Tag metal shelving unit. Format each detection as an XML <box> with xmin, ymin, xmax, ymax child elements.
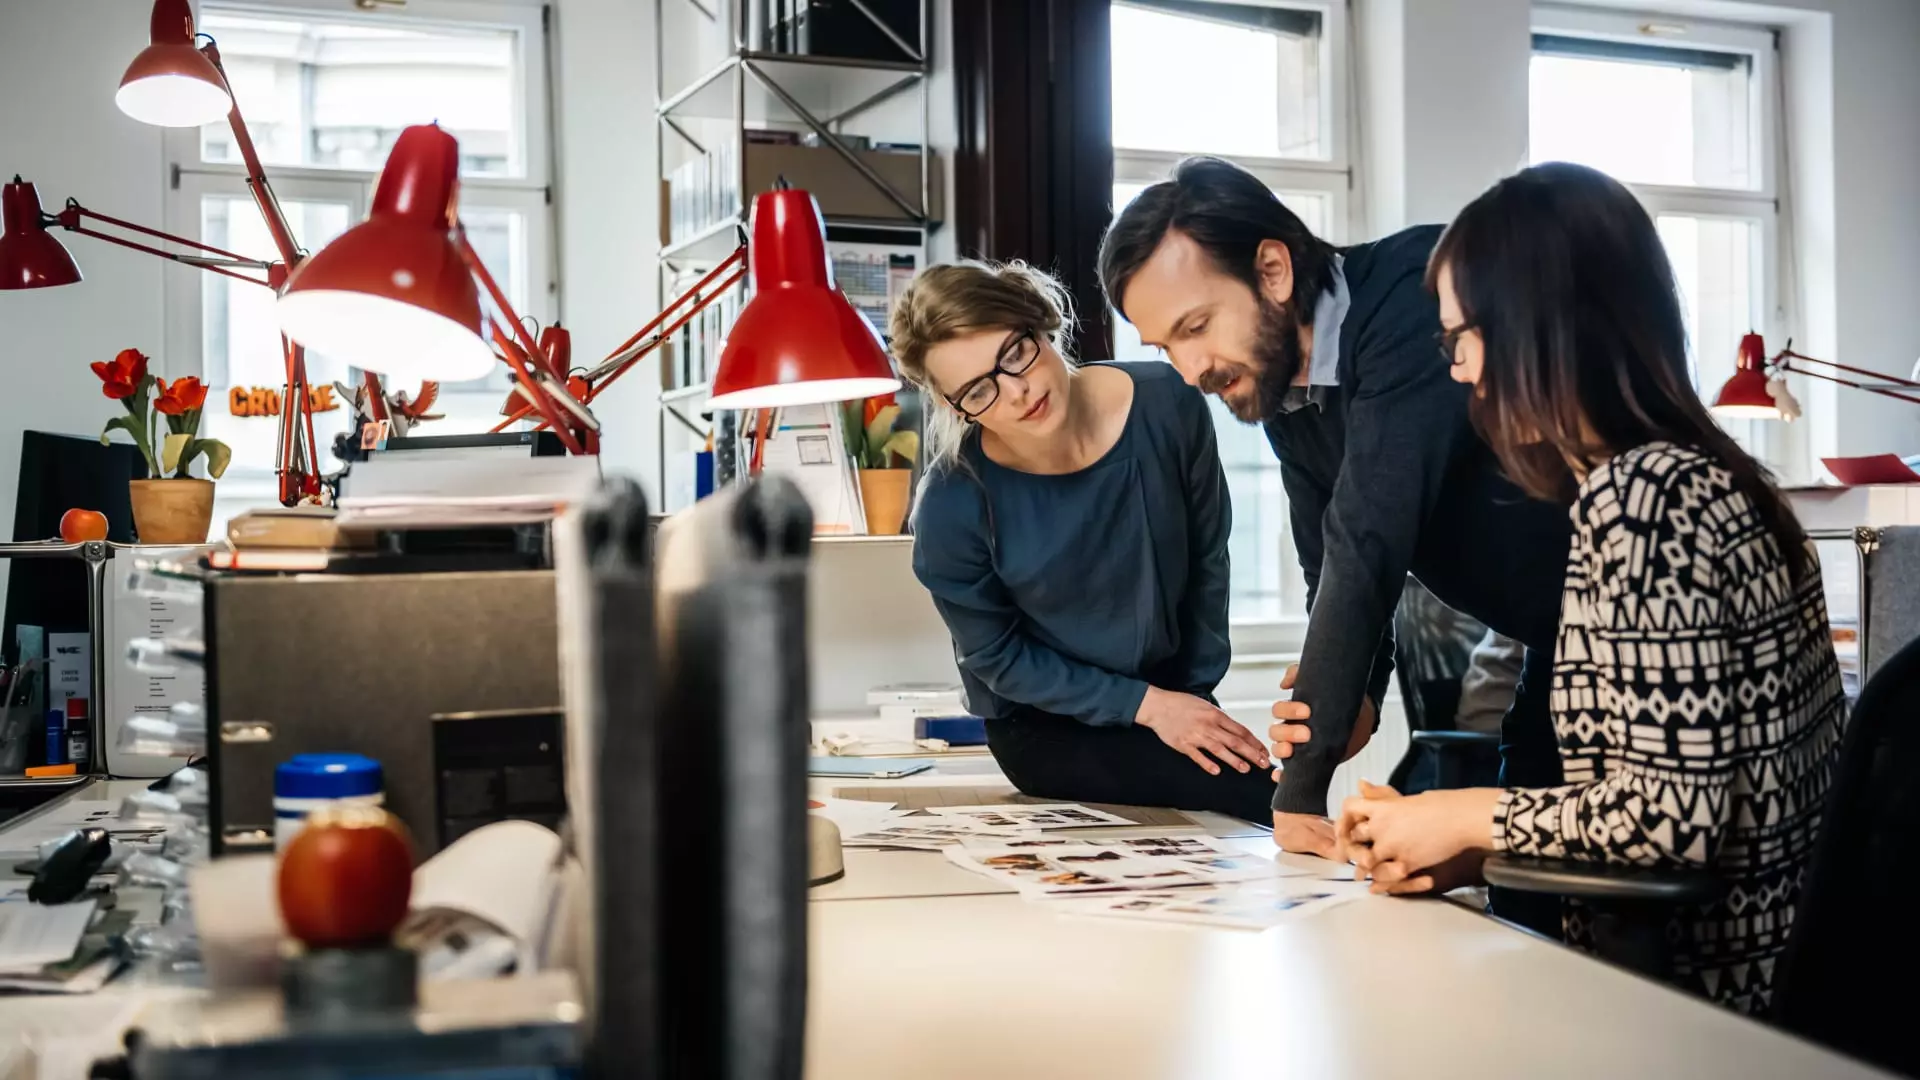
<box><xmin>0</xmin><ymin>540</ymin><xmax>112</xmax><ymax>787</ymax></box>
<box><xmin>654</xmin><ymin>0</ymin><xmax>938</xmax><ymax>508</ymax></box>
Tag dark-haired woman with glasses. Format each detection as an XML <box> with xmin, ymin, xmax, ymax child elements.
<box><xmin>890</xmin><ymin>261</ymin><xmax>1277</xmax><ymax>821</ymax></box>
<box><xmin>1332</xmin><ymin>162</ymin><xmax>1846</xmax><ymax>1015</ymax></box>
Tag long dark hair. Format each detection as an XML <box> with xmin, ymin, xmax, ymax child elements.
<box><xmin>1098</xmin><ymin>156</ymin><xmax>1337</xmax><ymax>323</ymax></box>
<box><xmin>1427</xmin><ymin>162</ymin><xmax>1810</xmax><ymax>573</ymax></box>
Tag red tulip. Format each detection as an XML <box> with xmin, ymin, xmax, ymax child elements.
<box><xmin>155</xmin><ymin>376</ymin><xmax>209</xmax><ymax>416</ymax></box>
<box><xmin>863</xmin><ymin>392</ymin><xmax>897</xmax><ymax>427</ymax></box>
<box><xmin>90</xmin><ymin>348</ymin><xmax>149</xmax><ymax>400</ymax></box>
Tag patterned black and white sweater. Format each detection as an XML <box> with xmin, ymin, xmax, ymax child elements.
<box><xmin>1491</xmin><ymin>442</ymin><xmax>1847</xmax><ymax>1015</ymax></box>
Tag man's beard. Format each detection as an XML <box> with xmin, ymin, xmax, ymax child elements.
<box><xmin>1203</xmin><ymin>296</ymin><xmax>1305</xmax><ymax>424</ymax></box>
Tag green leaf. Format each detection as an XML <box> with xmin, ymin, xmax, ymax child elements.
<box><xmin>176</xmin><ymin>438</ymin><xmax>233</xmax><ymax>480</ymax></box>
<box><xmin>864</xmin><ymin>405</ymin><xmax>901</xmax><ymax>455</ymax></box>
<box><xmin>881</xmin><ymin>430</ymin><xmax>919</xmax><ymax>467</ymax></box>
<box><xmin>100</xmin><ymin>414</ymin><xmax>140</xmax><ymax>448</ymax></box>
<box><xmin>841</xmin><ymin>401</ymin><xmax>866</xmax><ymax>461</ymax></box>
<box><xmin>161</xmin><ymin>433</ymin><xmax>191</xmax><ymax>475</ymax></box>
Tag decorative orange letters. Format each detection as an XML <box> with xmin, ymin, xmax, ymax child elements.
<box><xmin>227</xmin><ymin>385</ymin><xmax>341</xmax><ymax>417</ymax></box>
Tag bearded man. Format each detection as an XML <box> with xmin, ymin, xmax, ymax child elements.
<box><xmin>1099</xmin><ymin>158</ymin><xmax>1570</xmax><ymax>931</ymax></box>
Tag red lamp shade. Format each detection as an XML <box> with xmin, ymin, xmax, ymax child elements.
<box><xmin>277</xmin><ymin>124</ymin><xmax>496</xmax><ymax>382</ymax></box>
<box><xmin>0</xmin><ymin>179</ymin><xmax>82</xmax><ymax>290</ymax></box>
<box><xmin>1711</xmin><ymin>332</ymin><xmax>1782</xmax><ymax>419</ymax></box>
<box><xmin>117</xmin><ymin>0</ymin><xmax>232</xmax><ymax>128</ymax></box>
<box><xmin>708</xmin><ymin>189</ymin><xmax>901</xmax><ymax>411</ymax></box>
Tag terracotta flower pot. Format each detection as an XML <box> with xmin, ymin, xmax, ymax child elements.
<box><xmin>858</xmin><ymin>469</ymin><xmax>912</xmax><ymax>536</ymax></box>
<box><xmin>129</xmin><ymin>478</ymin><xmax>215</xmax><ymax>545</ymax></box>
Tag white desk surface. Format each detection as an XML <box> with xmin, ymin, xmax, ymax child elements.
<box><xmin>807</xmin><ymin>768</ymin><xmax>1888</xmax><ymax>1080</ymax></box>
<box><xmin>0</xmin><ymin>779</ymin><xmax>1888</xmax><ymax>1080</ymax></box>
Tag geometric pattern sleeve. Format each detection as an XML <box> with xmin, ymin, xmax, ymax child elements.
<box><xmin>1491</xmin><ymin>451</ymin><xmax>1742</xmax><ymax>867</ymax></box>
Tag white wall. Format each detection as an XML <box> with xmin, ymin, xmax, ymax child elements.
<box><xmin>0</xmin><ymin>0</ymin><xmax>171</xmax><ymax>616</ymax></box>
<box><xmin>1357</xmin><ymin>0</ymin><xmax>1532</xmax><ymax>236</ymax></box>
<box><xmin>550</xmin><ymin>0</ymin><xmax>661</xmax><ymax>499</ymax></box>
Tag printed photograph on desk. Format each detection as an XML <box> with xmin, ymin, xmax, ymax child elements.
<box><xmin>1058</xmin><ymin>885</ymin><xmax>1362</xmax><ymax>931</ymax></box>
<box><xmin>924</xmin><ymin>803</ymin><xmax>1134</xmax><ymax>830</ymax></box>
<box><xmin>945</xmin><ymin>843</ymin><xmax>1222</xmax><ymax>898</ymax></box>
<box><xmin>840</xmin><ymin>820</ymin><xmax>1030</xmax><ymax>850</ymax></box>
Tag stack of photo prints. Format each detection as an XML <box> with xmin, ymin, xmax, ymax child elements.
<box><xmin>811</xmin><ymin>799</ymin><xmax>1367</xmax><ymax>931</ymax></box>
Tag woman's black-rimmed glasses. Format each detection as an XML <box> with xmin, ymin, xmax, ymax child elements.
<box><xmin>1438</xmin><ymin>323</ymin><xmax>1477</xmax><ymax>366</ymax></box>
<box><xmin>948</xmin><ymin>329</ymin><xmax>1041</xmax><ymax>418</ymax></box>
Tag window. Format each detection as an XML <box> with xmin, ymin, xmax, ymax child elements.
<box><xmin>162</xmin><ymin>0</ymin><xmax>551</xmax><ymax>523</ymax></box>
<box><xmin>1110</xmin><ymin>1</ymin><xmax>1347</xmax><ymax>624</ymax></box>
<box><xmin>1530</xmin><ymin>8</ymin><xmax>1780</xmax><ymax>461</ymax></box>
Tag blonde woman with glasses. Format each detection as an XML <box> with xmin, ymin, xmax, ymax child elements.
<box><xmin>892</xmin><ymin>261</ymin><xmax>1276</xmax><ymax>822</ymax></box>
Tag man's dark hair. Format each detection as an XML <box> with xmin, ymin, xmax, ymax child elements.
<box><xmin>1098</xmin><ymin>156</ymin><xmax>1339</xmax><ymax>324</ymax></box>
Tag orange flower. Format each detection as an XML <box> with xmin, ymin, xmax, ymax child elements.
<box><xmin>90</xmin><ymin>348</ymin><xmax>148</xmax><ymax>400</ymax></box>
<box><xmin>155</xmin><ymin>376</ymin><xmax>209</xmax><ymax>416</ymax></box>
<box><xmin>862</xmin><ymin>391</ymin><xmax>897</xmax><ymax>427</ymax></box>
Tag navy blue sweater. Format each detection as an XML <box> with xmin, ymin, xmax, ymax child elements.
<box><xmin>1267</xmin><ymin>225</ymin><xmax>1572</xmax><ymax>815</ymax></box>
<box><xmin>912</xmin><ymin>363</ymin><xmax>1232</xmax><ymax>727</ymax></box>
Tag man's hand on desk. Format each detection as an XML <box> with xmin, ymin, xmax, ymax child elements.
<box><xmin>1266</xmin><ymin>663</ymin><xmax>1375</xmax><ymax>779</ymax></box>
<box><xmin>1271</xmin><ymin>812</ymin><xmax>1340</xmax><ymax>859</ymax></box>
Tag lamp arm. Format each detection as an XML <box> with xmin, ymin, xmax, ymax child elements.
<box><xmin>489</xmin><ymin>249</ymin><xmax>748</xmax><ymax>434</ymax></box>
<box><xmin>455</xmin><ymin>225</ymin><xmax>591</xmax><ymax>455</ymax></box>
<box><xmin>1778</xmin><ymin>361</ymin><xmax>1920</xmax><ymax>408</ymax></box>
<box><xmin>1778</xmin><ymin>348</ymin><xmax>1920</xmax><ymax>392</ymax></box>
<box><xmin>201</xmin><ymin>42</ymin><xmax>302</xmax><ymax>272</ymax></box>
<box><xmin>54</xmin><ymin>202</ymin><xmax>274</xmax><ymax>287</ymax></box>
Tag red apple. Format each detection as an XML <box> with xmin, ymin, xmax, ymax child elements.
<box><xmin>277</xmin><ymin>806</ymin><xmax>414</xmax><ymax>949</ymax></box>
<box><xmin>59</xmin><ymin>509</ymin><xmax>108</xmax><ymax>543</ymax></box>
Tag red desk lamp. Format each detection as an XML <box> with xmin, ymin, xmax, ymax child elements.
<box><xmin>1713</xmin><ymin>332</ymin><xmax>1920</xmax><ymax>421</ymax></box>
<box><xmin>278</xmin><ymin>124</ymin><xmax>596</xmax><ymax>455</ymax></box>
<box><xmin>0</xmin><ymin>0</ymin><xmax>336</xmax><ymax>505</ymax></box>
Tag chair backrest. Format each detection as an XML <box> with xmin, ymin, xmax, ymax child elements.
<box><xmin>572</xmin><ymin>476</ymin><xmax>813</xmax><ymax>1080</ymax></box>
<box><xmin>1392</xmin><ymin>578</ymin><xmax>1484</xmax><ymax>733</ymax></box>
<box><xmin>1863</xmin><ymin>525</ymin><xmax>1920</xmax><ymax>680</ymax></box>
<box><xmin>1771</xmin><ymin>632</ymin><xmax>1920</xmax><ymax>1075</ymax></box>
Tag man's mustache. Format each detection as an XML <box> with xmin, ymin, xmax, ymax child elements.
<box><xmin>1199</xmin><ymin>367</ymin><xmax>1243</xmax><ymax>396</ymax></box>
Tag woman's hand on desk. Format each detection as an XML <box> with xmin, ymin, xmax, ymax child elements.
<box><xmin>1338</xmin><ymin>781</ymin><xmax>1500</xmax><ymax>895</ymax></box>
<box><xmin>1135</xmin><ymin>688</ymin><xmax>1271</xmax><ymax>776</ymax></box>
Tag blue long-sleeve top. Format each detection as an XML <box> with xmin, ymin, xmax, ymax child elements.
<box><xmin>911</xmin><ymin>362</ymin><xmax>1233</xmax><ymax>727</ymax></box>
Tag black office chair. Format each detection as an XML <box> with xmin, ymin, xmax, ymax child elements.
<box><xmin>1387</xmin><ymin>581</ymin><xmax>1501</xmax><ymax>794</ymax></box>
<box><xmin>1484</xmin><ymin>635</ymin><xmax>1920</xmax><ymax>1076</ymax></box>
<box><xmin>578</xmin><ymin>475</ymin><xmax>814</xmax><ymax>1080</ymax></box>
<box><xmin>1769</xmin><ymin>633</ymin><xmax>1920</xmax><ymax>1075</ymax></box>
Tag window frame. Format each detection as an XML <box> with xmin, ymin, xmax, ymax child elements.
<box><xmin>1530</xmin><ymin>6</ymin><xmax>1788</xmax><ymax>466</ymax></box>
<box><xmin>160</xmin><ymin>0</ymin><xmax>556</xmax><ymax>497</ymax></box>
<box><xmin>1111</xmin><ymin>0</ymin><xmax>1349</xmax><ymax>647</ymax></box>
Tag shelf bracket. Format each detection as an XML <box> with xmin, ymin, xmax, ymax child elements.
<box><xmin>842</xmin><ymin>0</ymin><xmax>923</xmax><ymax>64</ymax></box>
<box><xmin>743</xmin><ymin>59</ymin><xmax>926</xmax><ymax>223</ymax></box>
<box><xmin>820</xmin><ymin>71</ymin><xmax>922</xmax><ymax>129</ymax></box>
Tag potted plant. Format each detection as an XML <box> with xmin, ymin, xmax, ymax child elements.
<box><xmin>843</xmin><ymin>393</ymin><xmax>920</xmax><ymax>535</ymax></box>
<box><xmin>94</xmin><ymin>348</ymin><xmax>231</xmax><ymax>544</ymax></box>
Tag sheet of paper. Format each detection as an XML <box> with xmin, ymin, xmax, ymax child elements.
<box><xmin>0</xmin><ymin>799</ymin><xmax>167</xmax><ymax>858</ymax></box>
<box><xmin>409</xmin><ymin>820</ymin><xmax>563</xmax><ymax>971</ymax></box>
<box><xmin>0</xmin><ymin>899</ymin><xmax>96</xmax><ymax>974</ymax></box>
<box><xmin>807</xmin><ymin>796</ymin><xmax>908</xmax><ymax>840</ymax></box>
<box><xmin>842</xmin><ymin>820</ymin><xmax>1029</xmax><ymax>850</ymax></box>
<box><xmin>1055</xmin><ymin>884</ymin><xmax>1362</xmax><ymax>930</ymax></box>
<box><xmin>924</xmin><ymin>803</ymin><xmax>1135</xmax><ymax>830</ymax></box>
<box><xmin>944</xmin><ymin>835</ymin><xmax>1317</xmax><ymax>897</ymax></box>
<box><xmin>944</xmin><ymin>843</ymin><xmax>1218</xmax><ymax>898</ymax></box>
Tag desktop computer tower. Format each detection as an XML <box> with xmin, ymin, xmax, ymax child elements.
<box><xmin>203</xmin><ymin>569</ymin><xmax>563</xmax><ymax>856</ymax></box>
